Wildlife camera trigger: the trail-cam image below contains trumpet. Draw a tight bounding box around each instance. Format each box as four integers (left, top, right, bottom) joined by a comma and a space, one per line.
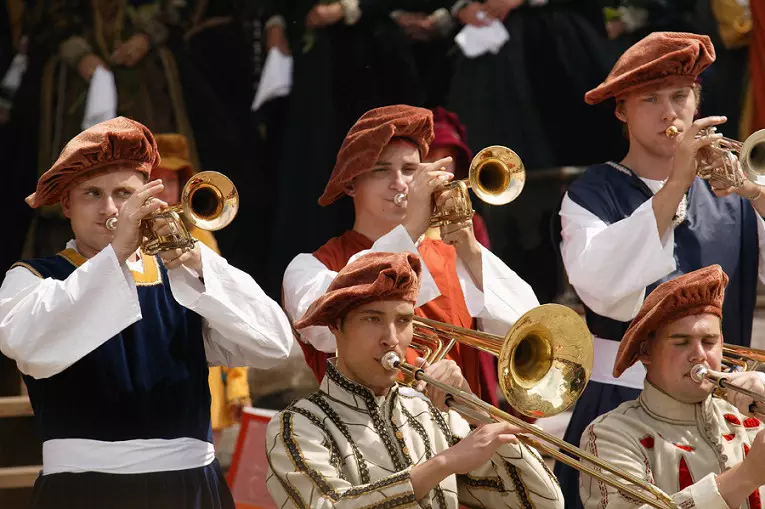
665, 126, 765, 188
690, 364, 765, 418
105, 171, 239, 255
394, 146, 525, 228
388, 304, 675, 509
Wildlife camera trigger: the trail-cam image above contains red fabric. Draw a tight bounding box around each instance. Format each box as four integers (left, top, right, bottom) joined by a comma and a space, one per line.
614, 265, 728, 377
27, 117, 160, 208
673, 443, 694, 451
678, 456, 694, 491
293, 252, 421, 329
639, 435, 655, 449
724, 414, 742, 426
300, 229, 499, 406
751, 1, 765, 133
319, 105, 434, 206
722, 433, 736, 442
744, 444, 763, 509
585, 32, 715, 105
743, 417, 762, 429
431, 106, 472, 180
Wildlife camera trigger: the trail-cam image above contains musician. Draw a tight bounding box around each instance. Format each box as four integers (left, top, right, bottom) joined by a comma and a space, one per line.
0, 117, 294, 509
579, 265, 765, 509
266, 251, 563, 508
554, 32, 765, 506
282, 104, 539, 403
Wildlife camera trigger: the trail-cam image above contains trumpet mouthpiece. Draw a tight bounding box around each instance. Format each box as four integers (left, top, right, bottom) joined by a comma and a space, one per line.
105, 216, 118, 231
690, 364, 708, 383
381, 352, 401, 370
393, 193, 407, 207
665, 126, 680, 138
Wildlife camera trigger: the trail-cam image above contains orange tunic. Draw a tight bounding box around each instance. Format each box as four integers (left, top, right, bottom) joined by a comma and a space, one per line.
298, 230, 499, 405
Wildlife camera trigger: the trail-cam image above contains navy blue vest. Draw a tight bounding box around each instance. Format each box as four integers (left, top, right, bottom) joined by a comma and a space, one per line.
14, 250, 212, 443
564, 163, 758, 347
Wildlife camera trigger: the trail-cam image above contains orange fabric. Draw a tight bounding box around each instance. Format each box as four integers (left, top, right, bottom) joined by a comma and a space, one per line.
751, 1, 765, 133
299, 230, 497, 405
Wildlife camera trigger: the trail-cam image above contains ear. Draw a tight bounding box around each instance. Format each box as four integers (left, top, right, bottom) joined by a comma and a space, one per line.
344, 181, 356, 198
61, 192, 72, 219
614, 101, 627, 124
637, 339, 652, 366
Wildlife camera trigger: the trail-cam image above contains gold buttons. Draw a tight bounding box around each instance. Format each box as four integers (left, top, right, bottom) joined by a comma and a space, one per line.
395, 431, 404, 440
402, 447, 410, 456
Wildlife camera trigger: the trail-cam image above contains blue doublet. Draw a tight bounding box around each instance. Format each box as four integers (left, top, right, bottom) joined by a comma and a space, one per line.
14, 249, 234, 509
553, 163, 760, 509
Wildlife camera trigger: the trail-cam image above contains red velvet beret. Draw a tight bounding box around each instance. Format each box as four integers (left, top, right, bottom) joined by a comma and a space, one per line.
293, 252, 422, 329
431, 107, 472, 179
613, 265, 728, 377
26, 117, 160, 208
318, 105, 434, 206
585, 32, 716, 105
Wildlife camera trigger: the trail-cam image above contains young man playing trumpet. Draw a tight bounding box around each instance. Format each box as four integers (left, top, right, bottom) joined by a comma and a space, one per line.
555, 32, 765, 505
283, 104, 539, 403
0, 117, 295, 509
579, 266, 765, 509
267, 251, 563, 508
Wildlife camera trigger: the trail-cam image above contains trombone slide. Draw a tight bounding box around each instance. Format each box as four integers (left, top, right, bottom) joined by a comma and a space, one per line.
690, 364, 765, 418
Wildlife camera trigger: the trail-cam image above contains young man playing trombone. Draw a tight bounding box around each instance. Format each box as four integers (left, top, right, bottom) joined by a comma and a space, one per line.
266, 251, 563, 508
0, 117, 295, 508
282, 104, 539, 403
555, 32, 765, 505
579, 266, 765, 509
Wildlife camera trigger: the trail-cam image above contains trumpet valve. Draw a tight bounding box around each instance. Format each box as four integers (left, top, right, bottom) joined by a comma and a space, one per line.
105, 216, 118, 231
381, 351, 402, 370
665, 126, 680, 138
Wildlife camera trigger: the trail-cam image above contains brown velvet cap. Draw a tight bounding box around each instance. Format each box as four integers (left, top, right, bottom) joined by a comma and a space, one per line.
26, 117, 160, 208
585, 32, 716, 105
318, 105, 434, 206
293, 252, 422, 329
613, 265, 728, 377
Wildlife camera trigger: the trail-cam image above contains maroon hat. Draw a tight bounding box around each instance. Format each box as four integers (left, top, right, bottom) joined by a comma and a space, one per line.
319, 105, 434, 206
294, 252, 422, 329
27, 117, 160, 208
431, 107, 472, 179
614, 265, 727, 377
585, 32, 715, 105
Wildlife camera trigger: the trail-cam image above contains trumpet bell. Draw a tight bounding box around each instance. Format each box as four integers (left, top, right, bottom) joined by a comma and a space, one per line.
469, 146, 525, 206
183, 171, 239, 231
497, 304, 593, 418
740, 129, 765, 186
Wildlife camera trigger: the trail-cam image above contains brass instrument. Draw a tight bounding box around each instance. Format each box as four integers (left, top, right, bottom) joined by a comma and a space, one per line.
105, 171, 239, 255
690, 363, 765, 418
722, 344, 765, 373
394, 145, 525, 227
665, 126, 765, 188
380, 304, 676, 509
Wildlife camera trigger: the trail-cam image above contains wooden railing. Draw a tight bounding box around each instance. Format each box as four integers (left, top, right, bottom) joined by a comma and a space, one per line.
0, 395, 40, 489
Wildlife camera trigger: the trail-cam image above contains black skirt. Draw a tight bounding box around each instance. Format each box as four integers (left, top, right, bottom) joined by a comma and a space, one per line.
30, 460, 234, 509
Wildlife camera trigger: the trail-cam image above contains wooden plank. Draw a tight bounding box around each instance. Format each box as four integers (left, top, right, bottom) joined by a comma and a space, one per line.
0, 396, 33, 418
0, 466, 40, 489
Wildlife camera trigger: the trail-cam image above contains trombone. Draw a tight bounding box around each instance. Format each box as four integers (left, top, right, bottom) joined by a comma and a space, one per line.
690, 364, 765, 419
106, 171, 239, 255
386, 304, 676, 509
394, 145, 525, 228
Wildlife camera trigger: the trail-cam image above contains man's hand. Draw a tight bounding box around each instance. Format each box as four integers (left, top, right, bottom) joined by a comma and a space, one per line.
483, 0, 523, 21
393, 11, 437, 41
668, 116, 727, 191
443, 422, 522, 473
111, 33, 151, 67
722, 371, 765, 416
440, 217, 481, 263
306, 2, 345, 28
111, 180, 167, 264
400, 157, 453, 241
266, 25, 291, 55
456, 2, 492, 26
77, 53, 108, 81
157, 244, 203, 276
414, 357, 472, 412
